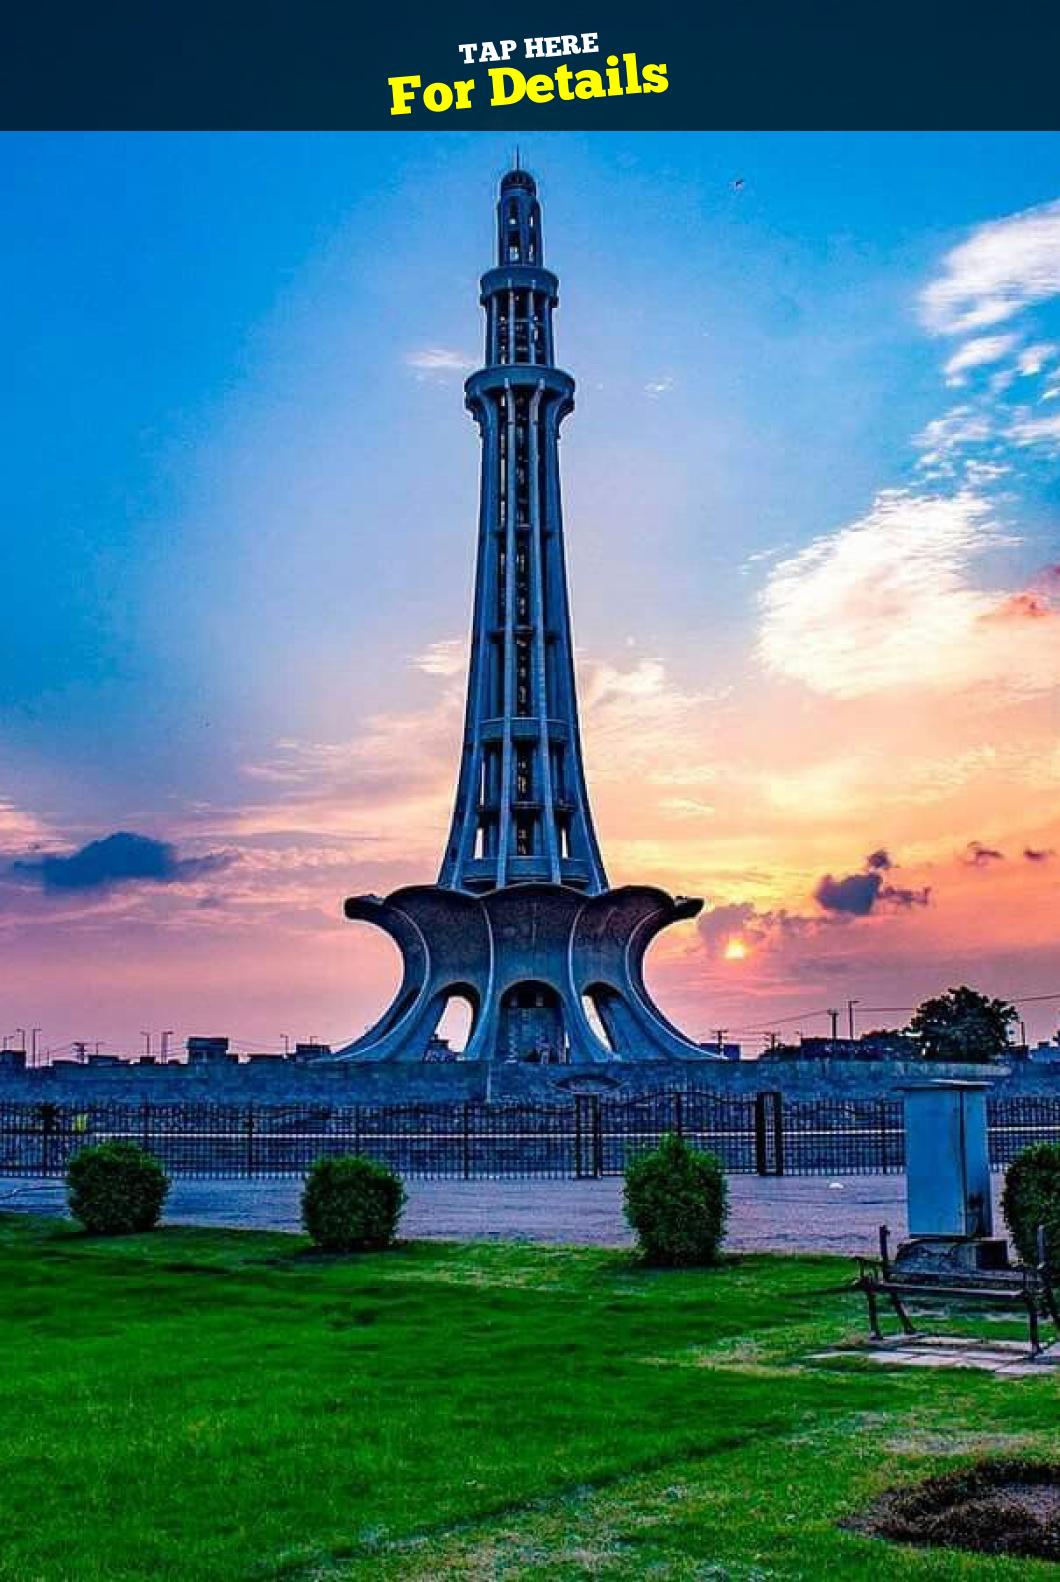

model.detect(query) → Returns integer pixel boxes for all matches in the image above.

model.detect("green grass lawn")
[1,1212,1058,1580]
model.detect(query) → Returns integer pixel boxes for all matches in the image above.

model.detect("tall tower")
[334,168,715,1069]
[439,166,606,895]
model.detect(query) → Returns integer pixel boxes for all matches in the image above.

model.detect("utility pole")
[140,1030,152,1059]
[31,1028,41,1066]
[828,1009,839,1044]
[714,1027,728,1057]
[16,1028,26,1058]
[1019,1019,1028,1049]
[847,999,859,1041]
[73,1041,87,1063]
[160,1030,173,1065]
[281,1034,290,1056]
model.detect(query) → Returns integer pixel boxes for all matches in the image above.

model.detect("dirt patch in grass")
[851,1458,1060,1561]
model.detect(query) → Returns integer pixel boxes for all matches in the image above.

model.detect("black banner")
[2,0,1058,130]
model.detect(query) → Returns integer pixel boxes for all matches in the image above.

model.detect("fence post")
[773,1091,785,1177]
[672,1090,684,1139]
[754,1091,785,1176]
[245,1106,255,1177]
[574,1095,584,1179]
[39,1103,57,1175]
[754,1092,768,1175]
[591,1095,604,1179]
[462,1101,471,1181]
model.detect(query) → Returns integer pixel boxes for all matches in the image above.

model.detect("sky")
[1,130,1059,1058]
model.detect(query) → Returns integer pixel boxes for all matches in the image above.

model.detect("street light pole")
[847,999,860,1041]
[140,1030,152,1059]
[160,1030,173,1065]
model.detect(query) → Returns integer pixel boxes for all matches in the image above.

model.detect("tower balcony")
[465,364,574,407]
[456,856,595,888]
[480,264,559,303]
[474,717,571,743]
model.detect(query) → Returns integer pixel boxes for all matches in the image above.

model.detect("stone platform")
[815,1334,1060,1378]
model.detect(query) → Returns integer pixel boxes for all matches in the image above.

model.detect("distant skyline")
[2,131,1059,1056]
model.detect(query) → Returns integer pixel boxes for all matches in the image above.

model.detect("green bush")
[301,1155,406,1253]
[623,1132,728,1267]
[1002,1143,1060,1268]
[65,1141,169,1235]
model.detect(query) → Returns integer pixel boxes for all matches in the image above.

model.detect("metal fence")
[0,1091,1057,1181]
[986,1094,1060,1167]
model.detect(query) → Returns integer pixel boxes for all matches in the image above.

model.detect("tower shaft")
[439,169,606,894]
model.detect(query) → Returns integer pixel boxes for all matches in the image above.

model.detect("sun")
[724,937,748,961]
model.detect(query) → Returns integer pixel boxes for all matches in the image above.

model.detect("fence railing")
[0,1092,1056,1181]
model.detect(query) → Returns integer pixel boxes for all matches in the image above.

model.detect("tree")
[906,985,1017,1063]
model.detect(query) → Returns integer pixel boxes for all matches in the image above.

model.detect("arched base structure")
[332,883,719,1064]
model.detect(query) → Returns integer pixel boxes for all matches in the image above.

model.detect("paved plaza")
[0,1172,1009,1256]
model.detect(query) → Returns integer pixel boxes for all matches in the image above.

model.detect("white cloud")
[577,657,720,786]
[914,404,994,472]
[659,797,717,820]
[920,198,1060,335]
[0,797,50,850]
[405,347,475,378]
[1018,342,1058,377]
[1008,411,1060,450]
[644,376,675,398]
[410,636,467,677]
[758,489,1059,698]
[943,333,1020,386]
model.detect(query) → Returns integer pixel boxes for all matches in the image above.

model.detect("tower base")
[332,882,719,1064]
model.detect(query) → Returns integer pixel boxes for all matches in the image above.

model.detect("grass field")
[1,1212,1058,1580]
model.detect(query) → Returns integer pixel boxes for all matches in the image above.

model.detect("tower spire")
[439,166,606,893]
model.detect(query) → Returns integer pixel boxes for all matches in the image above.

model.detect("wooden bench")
[856,1225,1059,1357]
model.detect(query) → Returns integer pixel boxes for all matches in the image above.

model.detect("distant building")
[762,1031,920,1061]
[292,1041,332,1062]
[186,1036,234,1064]
[697,1041,742,1061]
[0,1049,27,1072]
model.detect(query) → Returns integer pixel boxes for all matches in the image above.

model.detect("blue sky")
[2,132,1059,1054]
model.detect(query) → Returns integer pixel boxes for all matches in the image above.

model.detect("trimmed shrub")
[1002,1142,1060,1268]
[66,1141,169,1235]
[623,1132,728,1267]
[301,1155,406,1253]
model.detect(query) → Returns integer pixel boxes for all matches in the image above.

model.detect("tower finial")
[514,144,520,171]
